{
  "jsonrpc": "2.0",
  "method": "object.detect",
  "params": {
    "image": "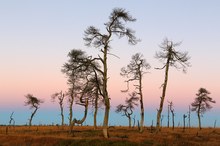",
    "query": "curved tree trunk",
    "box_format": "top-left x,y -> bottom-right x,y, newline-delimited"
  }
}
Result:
156,57 -> 170,132
29,107 -> 38,126
72,99 -> 89,126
